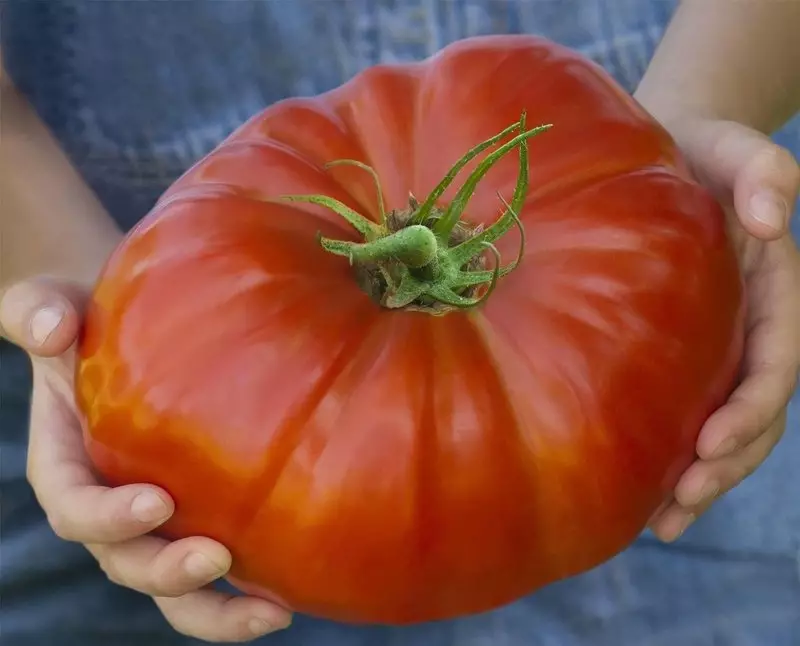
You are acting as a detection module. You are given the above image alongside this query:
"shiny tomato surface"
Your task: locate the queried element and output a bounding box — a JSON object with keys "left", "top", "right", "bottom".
{"left": 76, "top": 35, "right": 744, "bottom": 625}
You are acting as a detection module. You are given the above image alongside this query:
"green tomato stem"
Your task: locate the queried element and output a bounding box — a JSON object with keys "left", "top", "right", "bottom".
{"left": 410, "top": 118, "right": 524, "bottom": 226}
{"left": 280, "top": 112, "right": 552, "bottom": 313}
{"left": 432, "top": 118, "right": 550, "bottom": 241}
{"left": 320, "top": 224, "right": 439, "bottom": 269}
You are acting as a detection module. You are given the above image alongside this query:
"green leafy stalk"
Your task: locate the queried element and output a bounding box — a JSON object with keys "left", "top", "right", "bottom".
{"left": 410, "top": 118, "right": 523, "bottom": 226}
{"left": 280, "top": 194, "right": 383, "bottom": 240}
{"left": 449, "top": 194, "right": 526, "bottom": 289}
{"left": 433, "top": 118, "right": 550, "bottom": 240}
{"left": 325, "top": 159, "right": 387, "bottom": 227}
{"left": 279, "top": 112, "right": 552, "bottom": 313}
{"left": 320, "top": 224, "right": 438, "bottom": 269}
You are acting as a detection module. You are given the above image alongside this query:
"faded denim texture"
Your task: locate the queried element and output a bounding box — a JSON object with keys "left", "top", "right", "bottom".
{"left": 1, "top": 2, "right": 799, "bottom": 645}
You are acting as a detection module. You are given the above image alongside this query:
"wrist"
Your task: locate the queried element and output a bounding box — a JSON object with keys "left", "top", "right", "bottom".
{"left": 633, "top": 79, "right": 719, "bottom": 133}
{"left": 1, "top": 81, "right": 124, "bottom": 290}
{"left": 637, "top": 0, "right": 800, "bottom": 135}
{"left": 1, "top": 221, "right": 122, "bottom": 293}
{"left": 52, "top": 228, "right": 123, "bottom": 290}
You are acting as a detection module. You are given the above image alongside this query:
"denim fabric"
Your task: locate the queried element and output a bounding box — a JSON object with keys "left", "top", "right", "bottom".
{"left": 1, "top": 2, "right": 799, "bottom": 645}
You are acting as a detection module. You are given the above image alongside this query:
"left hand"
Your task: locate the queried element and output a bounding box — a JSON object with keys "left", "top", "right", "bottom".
{"left": 0, "top": 277, "right": 293, "bottom": 643}
{"left": 643, "top": 116, "right": 800, "bottom": 541}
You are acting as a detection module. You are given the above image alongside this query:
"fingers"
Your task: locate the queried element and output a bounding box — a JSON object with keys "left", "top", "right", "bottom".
{"left": 24, "top": 376, "right": 285, "bottom": 642}
{"left": 648, "top": 500, "right": 705, "bottom": 544}
{"left": 651, "top": 234, "right": 798, "bottom": 542}
{"left": 89, "top": 535, "right": 292, "bottom": 642}
{"left": 156, "top": 589, "right": 292, "bottom": 643}
{"left": 45, "top": 482, "right": 173, "bottom": 544}
{"left": 676, "top": 414, "right": 785, "bottom": 511}
{"left": 5, "top": 277, "right": 291, "bottom": 643}
{"left": 88, "top": 535, "right": 232, "bottom": 598}
{"left": 697, "top": 238, "right": 799, "bottom": 459}
{"left": 734, "top": 142, "right": 800, "bottom": 239}
{"left": 0, "top": 277, "right": 88, "bottom": 357}
{"left": 650, "top": 414, "right": 785, "bottom": 542}
{"left": 697, "top": 362, "right": 795, "bottom": 460}
{"left": 27, "top": 371, "right": 175, "bottom": 543}
{"left": 669, "top": 119, "right": 799, "bottom": 239}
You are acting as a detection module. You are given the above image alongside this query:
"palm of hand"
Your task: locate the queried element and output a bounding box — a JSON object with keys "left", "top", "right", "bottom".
{"left": 27, "top": 348, "right": 87, "bottom": 528}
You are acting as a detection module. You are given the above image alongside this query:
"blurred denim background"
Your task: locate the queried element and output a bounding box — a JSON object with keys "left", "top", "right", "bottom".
{"left": 2, "top": 2, "right": 798, "bottom": 645}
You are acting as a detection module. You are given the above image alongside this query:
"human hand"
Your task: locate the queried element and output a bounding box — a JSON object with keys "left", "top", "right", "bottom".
{"left": 642, "top": 117, "right": 800, "bottom": 541}
{"left": 0, "top": 277, "right": 293, "bottom": 643}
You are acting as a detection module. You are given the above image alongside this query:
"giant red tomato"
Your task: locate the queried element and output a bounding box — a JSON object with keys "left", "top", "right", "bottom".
{"left": 76, "top": 35, "right": 744, "bottom": 625}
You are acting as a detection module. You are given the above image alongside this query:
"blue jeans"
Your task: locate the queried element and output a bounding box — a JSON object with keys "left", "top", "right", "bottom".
{"left": 2, "top": 2, "right": 799, "bottom": 644}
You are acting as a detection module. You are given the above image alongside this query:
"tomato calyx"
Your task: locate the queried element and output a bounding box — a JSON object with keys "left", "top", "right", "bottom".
{"left": 282, "top": 113, "right": 551, "bottom": 314}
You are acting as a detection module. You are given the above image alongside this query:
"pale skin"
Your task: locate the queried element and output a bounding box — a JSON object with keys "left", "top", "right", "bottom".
{"left": 1, "top": 1, "right": 799, "bottom": 642}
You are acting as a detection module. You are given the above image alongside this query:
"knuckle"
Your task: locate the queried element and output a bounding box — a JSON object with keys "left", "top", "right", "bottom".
{"left": 25, "top": 458, "right": 36, "bottom": 487}
{"left": 150, "top": 577, "right": 190, "bottom": 599}
{"left": 775, "top": 146, "right": 800, "bottom": 181}
{"left": 755, "top": 144, "right": 799, "bottom": 181}
{"left": 159, "top": 610, "right": 204, "bottom": 640}
{"left": 46, "top": 511, "right": 77, "bottom": 541}
{"left": 25, "top": 454, "right": 46, "bottom": 497}
{"left": 738, "top": 462, "right": 758, "bottom": 482}
{"left": 730, "top": 456, "right": 760, "bottom": 485}
{"left": 708, "top": 121, "right": 742, "bottom": 170}
{"left": 98, "top": 555, "right": 127, "bottom": 587}
{"left": 156, "top": 601, "right": 254, "bottom": 643}
{"left": 769, "top": 413, "right": 789, "bottom": 440}
{"left": 786, "top": 369, "right": 799, "bottom": 397}
{"left": 145, "top": 559, "right": 193, "bottom": 599}
{"left": 134, "top": 559, "right": 187, "bottom": 599}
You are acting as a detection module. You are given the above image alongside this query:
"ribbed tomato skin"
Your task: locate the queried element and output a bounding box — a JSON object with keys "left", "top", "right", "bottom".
{"left": 76, "top": 35, "right": 744, "bottom": 624}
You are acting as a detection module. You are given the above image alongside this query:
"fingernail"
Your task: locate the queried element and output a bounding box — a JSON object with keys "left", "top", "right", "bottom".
{"left": 30, "top": 306, "right": 65, "bottom": 345}
{"left": 130, "top": 491, "right": 170, "bottom": 523}
{"left": 184, "top": 552, "right": 226, "bottom": 581}
{"left": 712, "top": 437, "right": 739, "bottom": 458}
{"left": 249, "top": 618, "right": 279, "bottom": 636}
{"left": 749, "top": 190, "right": 787, "bottom": 231}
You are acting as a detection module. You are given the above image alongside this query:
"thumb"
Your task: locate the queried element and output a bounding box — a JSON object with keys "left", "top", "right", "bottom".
{"left": 669, "top": 119, "right": 800, "bottom": 240}
{"left": 0, "top": 277, "right": 89, "bottom": 358}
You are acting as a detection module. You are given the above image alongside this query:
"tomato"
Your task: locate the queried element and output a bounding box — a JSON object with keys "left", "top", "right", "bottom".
{"left": 76, "top": 35, "right": 744, "bottom": 625}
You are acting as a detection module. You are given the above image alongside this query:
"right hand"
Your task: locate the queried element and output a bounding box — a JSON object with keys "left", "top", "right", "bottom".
{"left": 0, "top": 277, "right": 293, "bottom": 643}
